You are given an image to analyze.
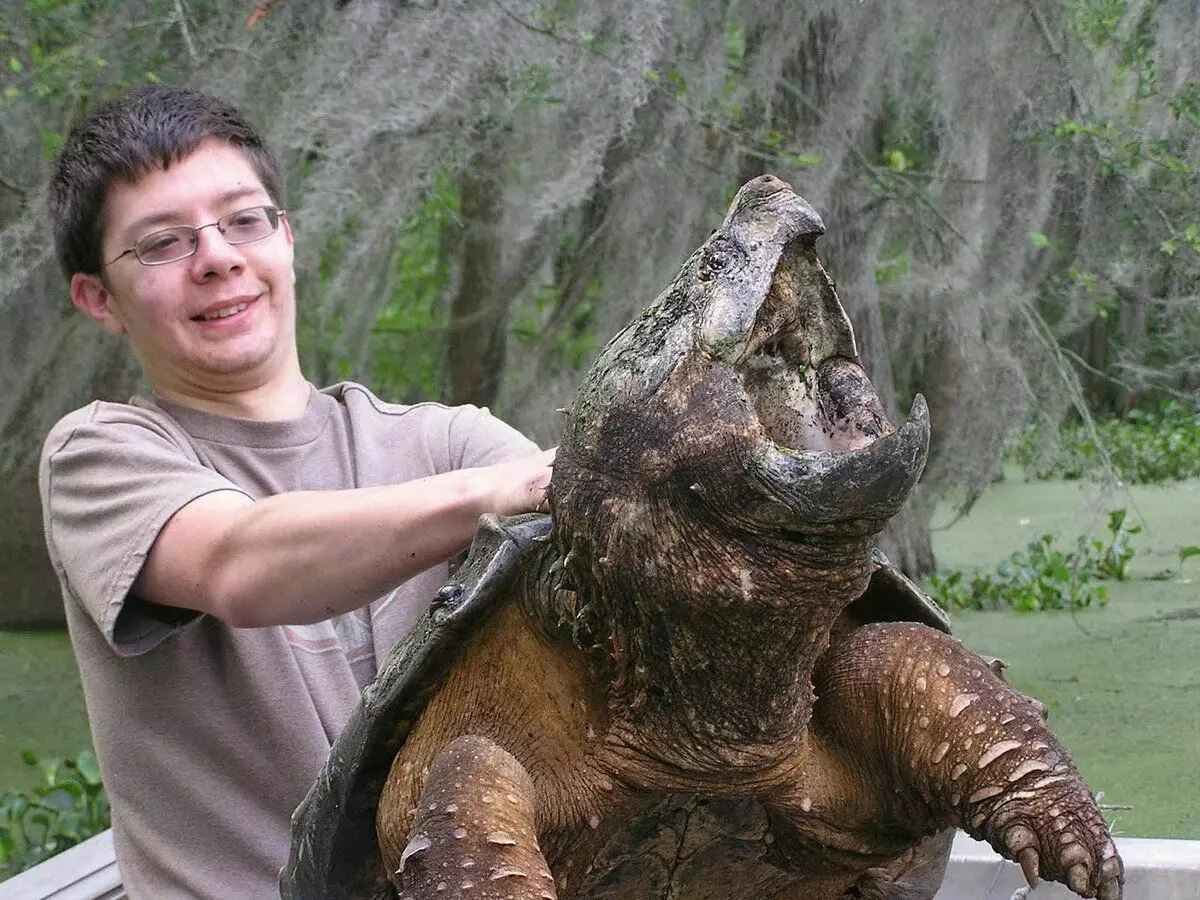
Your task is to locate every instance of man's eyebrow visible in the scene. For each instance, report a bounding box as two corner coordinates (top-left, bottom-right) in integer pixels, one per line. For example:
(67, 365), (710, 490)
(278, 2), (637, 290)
(121, 186), (269, 240)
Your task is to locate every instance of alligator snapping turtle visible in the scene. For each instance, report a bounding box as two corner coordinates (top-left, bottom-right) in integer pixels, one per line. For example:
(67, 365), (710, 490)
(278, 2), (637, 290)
(282, 176), (1123, 900)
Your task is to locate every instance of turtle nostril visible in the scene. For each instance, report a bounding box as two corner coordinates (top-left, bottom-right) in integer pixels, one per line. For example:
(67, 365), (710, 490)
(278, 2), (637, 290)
(745, 174), (792, 199)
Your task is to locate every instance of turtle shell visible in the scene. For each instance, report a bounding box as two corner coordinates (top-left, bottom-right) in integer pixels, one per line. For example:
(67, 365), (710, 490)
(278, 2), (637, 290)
(280, 512), (554, 900)
(849, 547), (953, 634)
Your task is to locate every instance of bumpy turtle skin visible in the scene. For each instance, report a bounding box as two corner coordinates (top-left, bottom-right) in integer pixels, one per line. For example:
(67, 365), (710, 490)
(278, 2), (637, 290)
(395, 735), (557, 899)
(808, 621), (1124, 900)
(280, 539), (942, 899)
(280, 513), (553, 900)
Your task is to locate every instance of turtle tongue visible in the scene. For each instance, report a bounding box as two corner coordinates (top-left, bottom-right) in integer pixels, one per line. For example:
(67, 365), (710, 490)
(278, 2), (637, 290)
(813, 358), (895, 452)
(746, 355), (896, 455)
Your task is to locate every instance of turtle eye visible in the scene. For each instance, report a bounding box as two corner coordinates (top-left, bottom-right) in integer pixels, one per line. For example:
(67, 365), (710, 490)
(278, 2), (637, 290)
(699, 237), (742, 281)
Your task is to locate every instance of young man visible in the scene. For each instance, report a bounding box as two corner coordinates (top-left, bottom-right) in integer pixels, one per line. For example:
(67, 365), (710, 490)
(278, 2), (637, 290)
(38, 85), (554, 899)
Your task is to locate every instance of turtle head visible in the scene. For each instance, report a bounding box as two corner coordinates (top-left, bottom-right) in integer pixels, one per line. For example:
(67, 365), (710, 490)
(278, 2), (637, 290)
(554, 175), (929, 542)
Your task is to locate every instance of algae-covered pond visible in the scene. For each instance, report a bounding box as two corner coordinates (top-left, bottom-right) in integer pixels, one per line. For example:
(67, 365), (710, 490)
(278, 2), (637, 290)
(2, 475), (1197, 837)
(940, 474), (1200, 840)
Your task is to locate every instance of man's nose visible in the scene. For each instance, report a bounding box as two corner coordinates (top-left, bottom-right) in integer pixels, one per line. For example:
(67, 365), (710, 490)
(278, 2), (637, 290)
(189, 223), (247, 277)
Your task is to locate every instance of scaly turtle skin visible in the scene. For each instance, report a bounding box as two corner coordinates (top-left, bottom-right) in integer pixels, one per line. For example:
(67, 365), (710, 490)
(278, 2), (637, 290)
(283, 176), (1123, 900)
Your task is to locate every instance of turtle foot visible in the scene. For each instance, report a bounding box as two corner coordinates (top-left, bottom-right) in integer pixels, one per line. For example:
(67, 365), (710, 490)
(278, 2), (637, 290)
(975, 785), (1124, 900)
(391, 735), (558, 900)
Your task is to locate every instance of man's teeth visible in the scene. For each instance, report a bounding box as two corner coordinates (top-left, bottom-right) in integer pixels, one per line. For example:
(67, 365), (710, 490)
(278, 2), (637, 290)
(200, 303), (247, 321)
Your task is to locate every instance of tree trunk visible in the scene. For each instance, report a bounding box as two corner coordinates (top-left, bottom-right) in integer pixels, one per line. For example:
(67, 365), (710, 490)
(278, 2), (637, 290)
(0, 471), (63, 628)
(445, 136), (513, 408)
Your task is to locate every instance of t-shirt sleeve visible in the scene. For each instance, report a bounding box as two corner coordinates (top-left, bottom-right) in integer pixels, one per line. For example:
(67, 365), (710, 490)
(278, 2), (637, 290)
(39, 404), (251, 657)
(446, 405), (541, 470)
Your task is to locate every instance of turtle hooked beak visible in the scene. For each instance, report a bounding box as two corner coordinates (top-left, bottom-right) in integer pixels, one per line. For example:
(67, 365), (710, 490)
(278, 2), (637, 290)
(747, 395), (929, 527)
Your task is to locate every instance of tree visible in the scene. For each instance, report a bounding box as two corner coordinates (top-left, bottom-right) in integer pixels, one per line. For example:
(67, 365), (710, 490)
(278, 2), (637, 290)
(1, 0), (1197, 625)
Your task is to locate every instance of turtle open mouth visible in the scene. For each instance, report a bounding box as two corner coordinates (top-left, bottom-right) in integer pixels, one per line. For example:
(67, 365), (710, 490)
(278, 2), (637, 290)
(734, 238), (930, 526)
(738, 243), (890, 454)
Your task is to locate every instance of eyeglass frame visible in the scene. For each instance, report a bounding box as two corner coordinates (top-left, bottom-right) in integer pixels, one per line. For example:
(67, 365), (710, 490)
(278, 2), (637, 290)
(102, 205), (288, 267)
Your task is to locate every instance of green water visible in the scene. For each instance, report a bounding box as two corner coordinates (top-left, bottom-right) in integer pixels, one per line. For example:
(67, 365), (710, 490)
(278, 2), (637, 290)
(0, 630), (92, 793)
(938, 473), (1200, 839)
(1, 475), (1196, 836)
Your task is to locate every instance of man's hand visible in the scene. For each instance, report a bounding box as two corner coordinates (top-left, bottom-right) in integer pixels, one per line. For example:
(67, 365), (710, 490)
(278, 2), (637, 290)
(477, 447), (556, 517)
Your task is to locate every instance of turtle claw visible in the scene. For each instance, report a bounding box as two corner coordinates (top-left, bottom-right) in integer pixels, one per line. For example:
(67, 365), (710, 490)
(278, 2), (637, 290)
(1098, 875), (1123, 900)
(1067, 862), (1091, 893)
(991, 816), (1123, 899)
(1017, 847), (1040, 888)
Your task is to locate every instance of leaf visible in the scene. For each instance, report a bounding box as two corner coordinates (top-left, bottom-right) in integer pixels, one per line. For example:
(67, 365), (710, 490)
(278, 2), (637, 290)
(781, 152), (823, 168)
(75, 752), (101, 786)
(1028, 231), (1050, 248)
(1180, 546), (1200, 564)
(4, 793), (27, 819)
(7, 57), (22, 73)
(20, 751), (38, 767)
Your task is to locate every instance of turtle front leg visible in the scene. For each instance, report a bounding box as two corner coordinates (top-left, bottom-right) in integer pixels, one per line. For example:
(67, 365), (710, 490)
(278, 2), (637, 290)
(807, 622), (1123, 900)
(388, 735), (557, 899)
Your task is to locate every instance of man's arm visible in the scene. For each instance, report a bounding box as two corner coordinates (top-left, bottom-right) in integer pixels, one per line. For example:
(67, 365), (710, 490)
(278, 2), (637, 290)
(133, 448), (555, 628)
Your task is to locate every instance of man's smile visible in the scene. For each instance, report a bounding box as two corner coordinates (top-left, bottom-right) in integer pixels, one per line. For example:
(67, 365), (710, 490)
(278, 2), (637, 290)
(190, 294), (260, 324)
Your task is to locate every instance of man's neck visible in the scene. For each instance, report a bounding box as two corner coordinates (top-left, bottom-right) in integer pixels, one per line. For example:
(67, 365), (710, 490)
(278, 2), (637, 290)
(154, 369), (313, 421)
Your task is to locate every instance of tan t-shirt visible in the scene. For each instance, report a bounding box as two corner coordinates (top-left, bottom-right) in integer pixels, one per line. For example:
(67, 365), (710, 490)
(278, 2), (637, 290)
(38, 382), (537, 900)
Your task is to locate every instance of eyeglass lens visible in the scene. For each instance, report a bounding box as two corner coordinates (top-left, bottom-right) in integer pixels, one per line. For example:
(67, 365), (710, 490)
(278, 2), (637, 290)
(135, 207), (281, 265)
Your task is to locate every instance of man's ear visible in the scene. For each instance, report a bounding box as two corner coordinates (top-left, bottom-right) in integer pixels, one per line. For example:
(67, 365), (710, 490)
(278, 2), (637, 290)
(70, 272), (126, 336)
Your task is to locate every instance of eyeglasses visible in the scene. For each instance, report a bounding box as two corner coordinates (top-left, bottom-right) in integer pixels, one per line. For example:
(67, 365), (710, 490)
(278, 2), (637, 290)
(104, 206), (287, 267)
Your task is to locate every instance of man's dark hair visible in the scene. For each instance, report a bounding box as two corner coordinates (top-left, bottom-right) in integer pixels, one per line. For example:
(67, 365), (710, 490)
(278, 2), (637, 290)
(48, 84), (284, 277)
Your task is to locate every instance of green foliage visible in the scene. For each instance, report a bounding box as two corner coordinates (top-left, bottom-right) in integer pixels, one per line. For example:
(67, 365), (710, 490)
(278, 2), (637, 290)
(0, 751), (109, 878)
(0, 0), (179, 159)
(876, 52), (938, 177)
(300, 171), (459, 402)
(1011, 402), (1200, 483)
(759, 130), (822, 167)
(874, 233), (913, 286)
(926, 508), (1141, 611)
(1069, 0), (1157, 97)
(511, 287), (598, 370)
(507, 64), (564, 106)
(510, 230), (599, 369)
(1035, 0), (1200, 416)
(363, 170), (459, 400)
(1167, 81), (1200, 129)
(1092, 507), (1141, 580)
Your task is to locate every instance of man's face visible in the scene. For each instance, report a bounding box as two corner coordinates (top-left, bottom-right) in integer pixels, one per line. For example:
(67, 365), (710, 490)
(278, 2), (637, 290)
(72, 138), (297, 397)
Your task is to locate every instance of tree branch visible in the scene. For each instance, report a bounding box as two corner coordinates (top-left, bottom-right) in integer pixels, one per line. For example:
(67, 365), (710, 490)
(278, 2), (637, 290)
(173, 0), (199, 63)
(1024, 0), (1091, 116)
(1025, 0), (1181, 238)
(0, 175), (26, 197)
(490, 0), (585, 47)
